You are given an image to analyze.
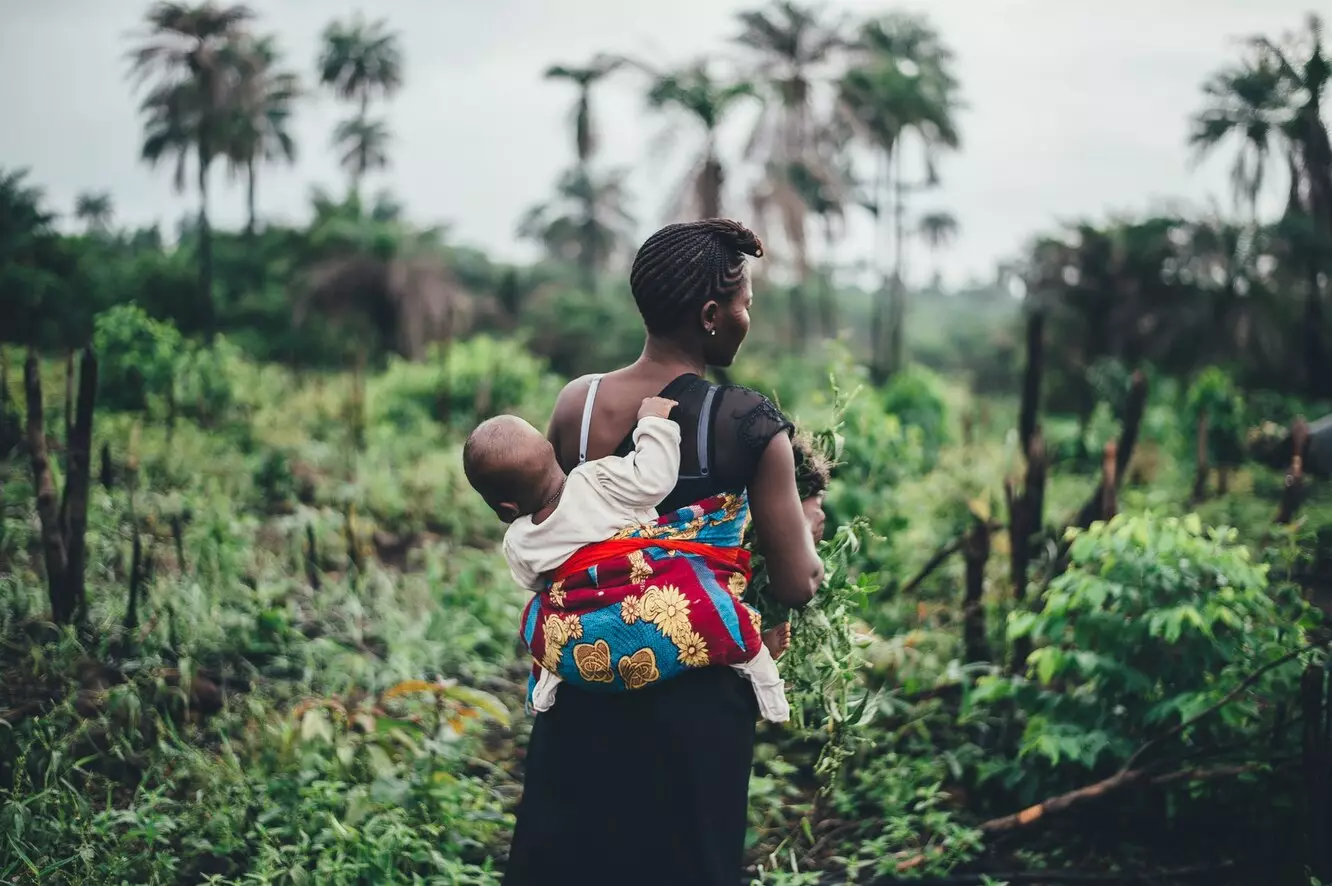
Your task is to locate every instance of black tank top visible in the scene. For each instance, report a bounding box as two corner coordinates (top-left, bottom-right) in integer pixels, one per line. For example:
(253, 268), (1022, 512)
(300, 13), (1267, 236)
(579, 372), (793, 514)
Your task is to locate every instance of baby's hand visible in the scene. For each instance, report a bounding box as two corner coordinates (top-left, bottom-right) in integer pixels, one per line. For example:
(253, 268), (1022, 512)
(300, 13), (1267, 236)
(638, 397), (678, 421)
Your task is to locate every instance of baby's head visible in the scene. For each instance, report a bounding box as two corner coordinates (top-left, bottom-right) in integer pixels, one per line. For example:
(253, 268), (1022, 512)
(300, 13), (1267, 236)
(463, 415), (561, 524)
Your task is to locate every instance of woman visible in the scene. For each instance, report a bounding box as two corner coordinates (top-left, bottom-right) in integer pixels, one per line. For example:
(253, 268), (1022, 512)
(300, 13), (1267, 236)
(503, 219), (824, 886)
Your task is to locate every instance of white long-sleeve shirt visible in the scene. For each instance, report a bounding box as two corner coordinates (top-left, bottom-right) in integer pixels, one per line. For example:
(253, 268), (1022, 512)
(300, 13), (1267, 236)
(502, 416), (681, 591)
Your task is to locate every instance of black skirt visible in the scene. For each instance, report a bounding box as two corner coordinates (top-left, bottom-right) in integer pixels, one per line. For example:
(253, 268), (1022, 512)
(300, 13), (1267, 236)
(502, 665), (758, 886)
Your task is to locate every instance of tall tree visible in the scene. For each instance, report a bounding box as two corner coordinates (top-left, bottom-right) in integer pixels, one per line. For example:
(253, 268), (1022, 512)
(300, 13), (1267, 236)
(918, 209), (958, 289)
(518, 167), (635, 271)
(839, 13), (960, 379)
(544, 54), (625, 289)
(74, 191), (115, 234)
(318, 15), (402, 199)
(332, 116), (391, 195)
(222, 34), (300, 236)
(129, 1), (254, 337)
(734, 1), (845, 348)
(1192, 15), (1332, 395)
(646, 61), (757, 220)
(317, 15), (403, 117)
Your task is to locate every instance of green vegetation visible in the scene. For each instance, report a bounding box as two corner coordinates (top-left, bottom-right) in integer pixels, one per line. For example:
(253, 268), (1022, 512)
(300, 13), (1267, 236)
(4, 2), (1332, 885)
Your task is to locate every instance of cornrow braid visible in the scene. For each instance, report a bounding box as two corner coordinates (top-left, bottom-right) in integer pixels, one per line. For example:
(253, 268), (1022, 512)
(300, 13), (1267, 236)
(629, 219), (764, 334)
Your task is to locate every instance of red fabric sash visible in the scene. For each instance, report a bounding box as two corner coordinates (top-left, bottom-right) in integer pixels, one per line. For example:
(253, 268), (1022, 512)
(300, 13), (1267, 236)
(553, 537), (751, 584)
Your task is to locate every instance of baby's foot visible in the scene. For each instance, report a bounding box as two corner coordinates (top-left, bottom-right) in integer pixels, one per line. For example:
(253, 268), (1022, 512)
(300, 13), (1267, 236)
(762, 623), (791, 660)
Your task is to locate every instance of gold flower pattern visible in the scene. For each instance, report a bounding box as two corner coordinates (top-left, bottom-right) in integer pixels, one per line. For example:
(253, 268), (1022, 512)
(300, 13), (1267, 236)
(627, 550), (653, 585)
(573, 639), (614, 683)
(539, 613), (582, 672)
(641, 585), (691, 642)
(674, 629), (710, 667)
(748, 607), (763, 638)
(620, 595), (642, 624)
(727, 571), (748, 599)
(547, 580), (566, 608)
(617, 648), (660, 690)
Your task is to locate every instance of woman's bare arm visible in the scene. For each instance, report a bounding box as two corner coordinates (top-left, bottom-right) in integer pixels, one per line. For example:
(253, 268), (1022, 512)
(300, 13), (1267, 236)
(748, 433), (823, 607)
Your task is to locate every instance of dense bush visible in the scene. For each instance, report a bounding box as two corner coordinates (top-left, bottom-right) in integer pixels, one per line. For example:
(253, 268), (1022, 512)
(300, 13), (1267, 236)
(977, 513), (1313, 796)
(92, 304), (186, 413)
(880, 364), (951, 454)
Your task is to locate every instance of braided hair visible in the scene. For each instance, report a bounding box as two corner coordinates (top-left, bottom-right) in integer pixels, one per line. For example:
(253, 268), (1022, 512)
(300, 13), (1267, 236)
(629, 219), (764, 334)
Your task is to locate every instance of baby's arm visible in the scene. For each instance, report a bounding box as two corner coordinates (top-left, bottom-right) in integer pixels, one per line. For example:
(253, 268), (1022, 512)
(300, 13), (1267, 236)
(594, 397), (681, 510)
(502, 534), (547, 593)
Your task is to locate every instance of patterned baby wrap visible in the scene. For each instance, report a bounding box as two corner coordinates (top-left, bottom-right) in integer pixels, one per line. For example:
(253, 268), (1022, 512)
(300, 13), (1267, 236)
(519, 491), (764, 705)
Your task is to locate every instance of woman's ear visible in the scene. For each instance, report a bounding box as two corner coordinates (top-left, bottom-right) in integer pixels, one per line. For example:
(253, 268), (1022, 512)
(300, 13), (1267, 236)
(699, 299), (720, 334)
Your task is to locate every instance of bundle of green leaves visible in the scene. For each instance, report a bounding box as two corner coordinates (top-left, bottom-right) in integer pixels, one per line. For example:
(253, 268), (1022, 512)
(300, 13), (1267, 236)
(744, 388), (879, 776)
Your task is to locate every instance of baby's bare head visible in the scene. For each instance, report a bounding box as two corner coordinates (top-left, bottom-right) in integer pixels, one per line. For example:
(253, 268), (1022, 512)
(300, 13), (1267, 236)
(463, 415), (559, 523)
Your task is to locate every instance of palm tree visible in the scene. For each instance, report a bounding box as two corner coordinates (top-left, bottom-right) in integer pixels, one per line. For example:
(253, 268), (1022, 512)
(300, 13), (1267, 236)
(544, 55), (626, 291)
(734, 1), (845, 347)
(128, 1), (254, 336)
(1192, 15), (1332, 394)
(545, 55), (624, 168)
(317, 15), (403, 118)
(917, 209), (958, 290)
(221, 34), (300, 236)
(839, 13), (960, 379)
(646, 61), (758, 220)
(332, 116), (391, 194)
(519, 167), (635, 271)
(74, 191), (115, 234)
(1189, 54), (1290, 221)
(318, 16), (402, 199)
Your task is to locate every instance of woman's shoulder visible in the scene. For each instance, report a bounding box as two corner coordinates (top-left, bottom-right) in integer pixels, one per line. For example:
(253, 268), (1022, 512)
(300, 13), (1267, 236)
(548, 374), (599, 433)
(713, 384), (793, 457)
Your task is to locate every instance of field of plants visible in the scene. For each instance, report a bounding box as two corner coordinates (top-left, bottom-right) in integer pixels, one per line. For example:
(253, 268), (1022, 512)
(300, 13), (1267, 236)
(6, 1), (1332, 883)
(2, 308), (1330, 884)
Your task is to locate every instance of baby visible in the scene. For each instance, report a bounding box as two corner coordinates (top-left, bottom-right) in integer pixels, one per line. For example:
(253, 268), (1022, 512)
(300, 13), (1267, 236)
(463, 396), (789, 721)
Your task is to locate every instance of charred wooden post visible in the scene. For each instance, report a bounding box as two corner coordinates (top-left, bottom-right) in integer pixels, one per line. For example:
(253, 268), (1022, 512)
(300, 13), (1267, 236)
(1100, 441), (1119, 521)
(1009, 428), (1047, 672)
(1018, 310), (1045, 457)
(170, 513), (187, 573)
(99, 441), (114, 489)
(25, 350), (72, 623)
(1278, 417), (1310, 525)
(1191, 412), (1210, 504)
(63, 349), (75, 445)
(963, 514), (991, 664)
(23, 347), (98, 626)
(62, 349), (96, 624)
(305, 522), (320, 590)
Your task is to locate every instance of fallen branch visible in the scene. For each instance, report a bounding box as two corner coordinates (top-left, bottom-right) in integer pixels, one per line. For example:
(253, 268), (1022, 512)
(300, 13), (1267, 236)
(981, 644), (1317, 836)
(887, 521), (1002, 600)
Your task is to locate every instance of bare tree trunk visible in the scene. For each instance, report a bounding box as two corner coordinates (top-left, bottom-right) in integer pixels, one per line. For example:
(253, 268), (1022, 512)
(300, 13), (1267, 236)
(25, 351), (70, 623)
(698, 152), (724, 220)
(1008, 429), (1046, 673)
(60, 349), (96, 624)
(1019, 312), (1044, 457)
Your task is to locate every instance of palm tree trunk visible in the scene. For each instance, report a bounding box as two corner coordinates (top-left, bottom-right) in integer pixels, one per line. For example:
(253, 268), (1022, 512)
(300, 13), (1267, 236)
(699, 143), (723, 220)
(246, 155), (258, 238)
(870, 150), (889, 383)
(889, 146), (907, 376)
(197, 138), (215, 340)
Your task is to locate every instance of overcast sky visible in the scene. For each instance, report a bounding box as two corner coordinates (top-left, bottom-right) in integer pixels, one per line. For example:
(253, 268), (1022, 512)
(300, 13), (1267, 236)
(0, 1), (1317, 286)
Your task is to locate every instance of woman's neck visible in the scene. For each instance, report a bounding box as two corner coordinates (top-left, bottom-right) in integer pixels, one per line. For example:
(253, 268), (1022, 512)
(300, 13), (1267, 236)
(636, 335), (706, 378)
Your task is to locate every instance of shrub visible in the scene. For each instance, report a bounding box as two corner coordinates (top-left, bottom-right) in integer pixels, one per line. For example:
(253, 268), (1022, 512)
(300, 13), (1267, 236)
(173, 335), (243, 425)
(880, 365), (950, 454)
(92, 304), (185, 412)
(370, 335), (555, 433)
(977, 513), (1313, 794)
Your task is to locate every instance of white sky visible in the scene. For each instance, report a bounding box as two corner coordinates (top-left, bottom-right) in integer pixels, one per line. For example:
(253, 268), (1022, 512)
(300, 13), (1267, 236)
(0, 1), (1315, 287)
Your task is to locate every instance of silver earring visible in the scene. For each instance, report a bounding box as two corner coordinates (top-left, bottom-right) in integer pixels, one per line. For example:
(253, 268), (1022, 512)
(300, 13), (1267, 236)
(710, 329), (717, 336)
